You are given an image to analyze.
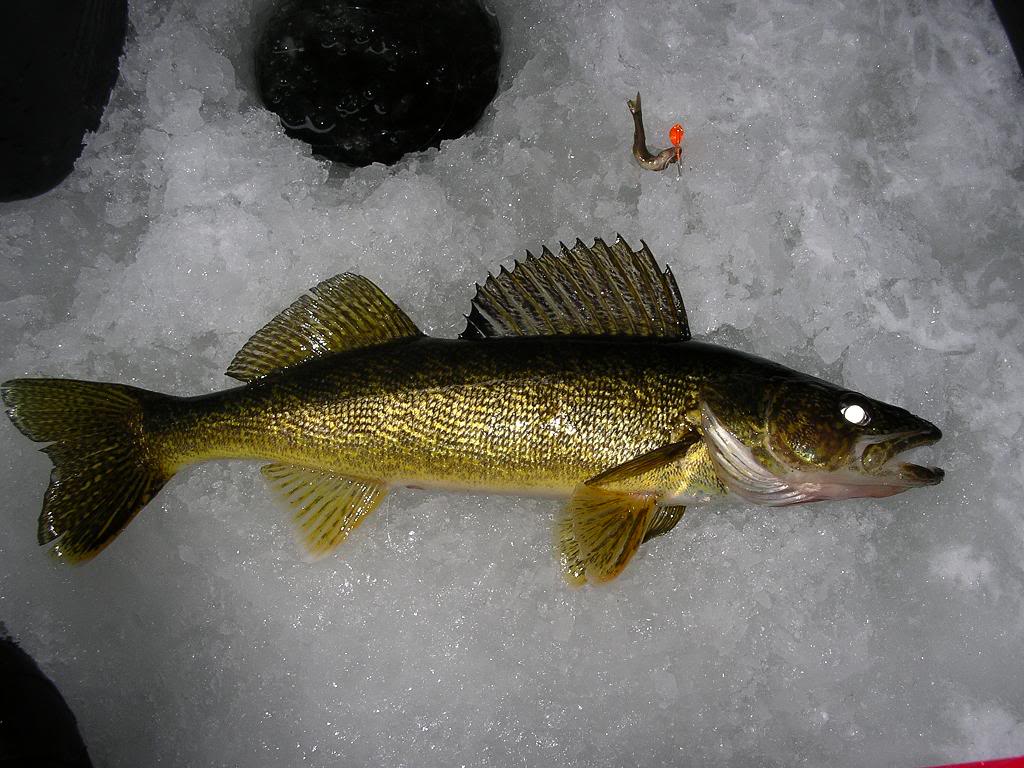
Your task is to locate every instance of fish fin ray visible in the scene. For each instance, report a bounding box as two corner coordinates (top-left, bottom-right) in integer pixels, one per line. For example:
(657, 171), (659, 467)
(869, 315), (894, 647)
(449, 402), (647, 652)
(228, 274), (422, 382)
(642, 505), (686, 543)
(556, 486), (657, 585)
(461, 236), (690, 341)
(261, 463), (387, 560)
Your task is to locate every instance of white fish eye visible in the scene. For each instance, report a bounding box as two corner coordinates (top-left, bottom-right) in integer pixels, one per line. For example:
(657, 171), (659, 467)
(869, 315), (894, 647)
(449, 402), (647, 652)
(841, 403), (870, 426)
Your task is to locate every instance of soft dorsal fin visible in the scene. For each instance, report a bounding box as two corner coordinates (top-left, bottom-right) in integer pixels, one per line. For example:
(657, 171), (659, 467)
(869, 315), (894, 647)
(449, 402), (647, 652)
(461, 236), (690, 341)
(227, 273), (421, 382)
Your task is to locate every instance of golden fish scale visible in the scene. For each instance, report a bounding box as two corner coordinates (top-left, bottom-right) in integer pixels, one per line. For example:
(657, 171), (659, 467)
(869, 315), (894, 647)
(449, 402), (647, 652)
(145, 337), (744, 498)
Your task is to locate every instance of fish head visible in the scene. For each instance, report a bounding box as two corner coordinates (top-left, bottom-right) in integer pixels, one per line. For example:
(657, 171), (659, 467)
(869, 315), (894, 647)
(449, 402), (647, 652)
(699, 374), (944, 506)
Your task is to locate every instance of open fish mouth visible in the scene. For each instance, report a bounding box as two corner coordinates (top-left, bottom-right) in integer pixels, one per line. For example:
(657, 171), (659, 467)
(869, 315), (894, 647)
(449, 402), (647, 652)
(859, 425), (944, 487)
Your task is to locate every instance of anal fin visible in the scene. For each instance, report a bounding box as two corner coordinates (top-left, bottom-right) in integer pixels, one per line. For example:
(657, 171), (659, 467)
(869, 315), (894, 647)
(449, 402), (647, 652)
(261, 463), (387, 561)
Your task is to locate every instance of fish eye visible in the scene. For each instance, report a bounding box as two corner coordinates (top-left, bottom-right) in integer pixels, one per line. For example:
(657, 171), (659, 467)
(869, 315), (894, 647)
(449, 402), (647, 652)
(841, 402), (870, 426)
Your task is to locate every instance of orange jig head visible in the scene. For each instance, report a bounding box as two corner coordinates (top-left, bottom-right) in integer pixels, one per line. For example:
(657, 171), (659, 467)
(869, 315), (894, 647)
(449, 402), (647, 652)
(669, 123), (684, 146)
(669, 122), (684, 162)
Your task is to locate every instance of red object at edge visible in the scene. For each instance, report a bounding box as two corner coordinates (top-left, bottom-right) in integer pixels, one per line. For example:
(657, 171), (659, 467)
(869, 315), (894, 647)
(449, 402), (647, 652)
(922, 755), (1024, 768)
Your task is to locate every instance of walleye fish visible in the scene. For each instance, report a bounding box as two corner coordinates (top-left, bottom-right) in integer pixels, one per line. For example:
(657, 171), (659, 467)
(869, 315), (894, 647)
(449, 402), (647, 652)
(2, 237), (944, 584)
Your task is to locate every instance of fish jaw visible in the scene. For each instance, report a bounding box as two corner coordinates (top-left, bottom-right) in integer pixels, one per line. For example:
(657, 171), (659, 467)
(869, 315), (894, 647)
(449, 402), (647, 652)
(700, 402), (944, 507)
(859, 426), (944, 483)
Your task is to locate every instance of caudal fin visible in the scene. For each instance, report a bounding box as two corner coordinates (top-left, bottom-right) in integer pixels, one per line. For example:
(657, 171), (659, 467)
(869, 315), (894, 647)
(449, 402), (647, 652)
(2, 378), (172, 563)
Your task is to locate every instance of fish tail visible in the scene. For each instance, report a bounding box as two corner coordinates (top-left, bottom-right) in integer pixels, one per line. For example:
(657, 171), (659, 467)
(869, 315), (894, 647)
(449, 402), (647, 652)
(2, 378), (174, 563)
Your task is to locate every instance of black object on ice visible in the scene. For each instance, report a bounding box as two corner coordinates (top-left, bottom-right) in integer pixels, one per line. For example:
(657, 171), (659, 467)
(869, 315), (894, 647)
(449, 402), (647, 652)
(0, 1), (128, 202)
(257, 0), (501, 166)
(992, 0), (1024, 74)
(0, 632), (93, 767)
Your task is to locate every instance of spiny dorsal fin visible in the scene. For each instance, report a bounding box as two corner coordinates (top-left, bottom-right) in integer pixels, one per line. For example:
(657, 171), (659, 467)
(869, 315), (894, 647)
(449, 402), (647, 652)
(461, 236), (690, 341)
(227, 274), (421, 382)
(261, 463), (387, 561)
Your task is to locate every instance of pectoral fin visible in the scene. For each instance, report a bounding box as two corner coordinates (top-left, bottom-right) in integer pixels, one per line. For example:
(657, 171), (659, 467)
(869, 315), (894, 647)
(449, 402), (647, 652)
(557, 486), (657, 585)
(585, 433), (700, 488)
(261, 463), (387, 561)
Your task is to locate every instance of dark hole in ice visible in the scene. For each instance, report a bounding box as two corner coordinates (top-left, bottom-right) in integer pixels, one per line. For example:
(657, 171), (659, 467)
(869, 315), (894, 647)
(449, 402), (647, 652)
(256, 0), (502, 167)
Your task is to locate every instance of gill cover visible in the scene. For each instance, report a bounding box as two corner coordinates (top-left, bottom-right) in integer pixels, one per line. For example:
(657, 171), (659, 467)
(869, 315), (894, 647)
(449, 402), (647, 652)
(700, 400), (816, 506)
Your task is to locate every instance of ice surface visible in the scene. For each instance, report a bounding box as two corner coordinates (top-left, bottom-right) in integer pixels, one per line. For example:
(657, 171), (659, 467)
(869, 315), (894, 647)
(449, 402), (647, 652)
(1, 0), (1022, 765)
